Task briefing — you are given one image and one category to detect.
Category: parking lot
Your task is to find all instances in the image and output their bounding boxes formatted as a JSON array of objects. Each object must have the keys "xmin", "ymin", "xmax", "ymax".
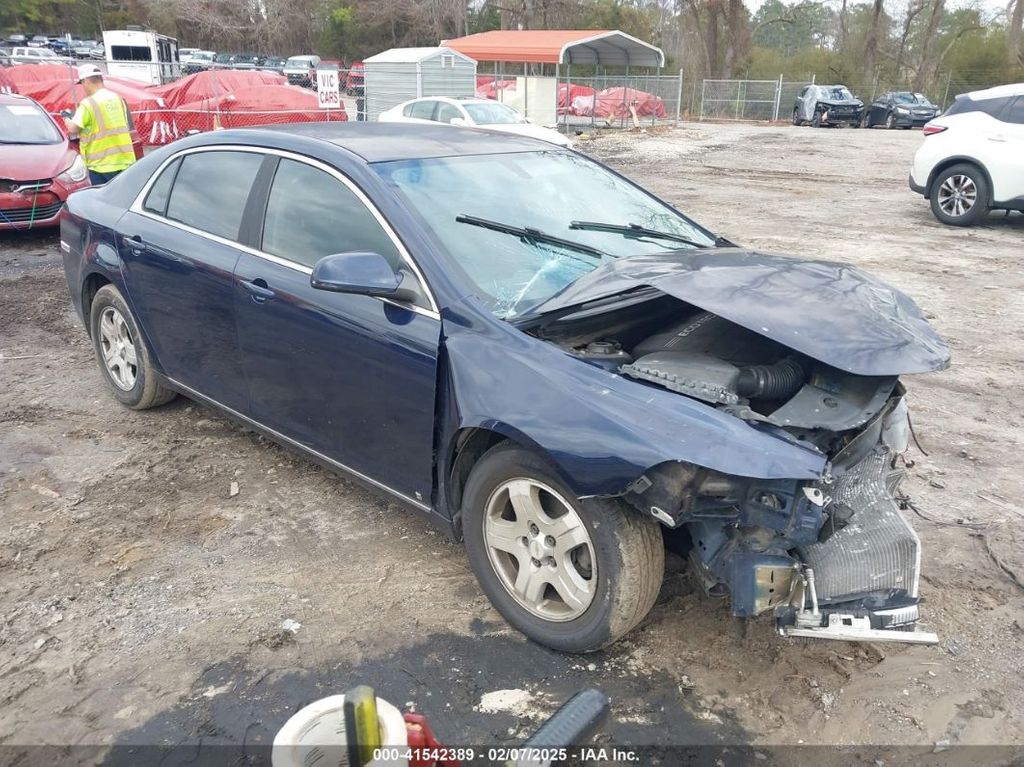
[{"xmin": 1, "ymin": 122, "xmax": 1022, "ymax": 758}]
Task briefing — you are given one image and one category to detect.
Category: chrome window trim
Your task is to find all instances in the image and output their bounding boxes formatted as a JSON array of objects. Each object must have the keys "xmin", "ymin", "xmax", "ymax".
[
  {"xmin": 166, "ymin": 376, "xmax": 432, "ymax": 513},
  {"xmin": 128, "ymin": 143, "xmax": 441, "ymax": 319}
]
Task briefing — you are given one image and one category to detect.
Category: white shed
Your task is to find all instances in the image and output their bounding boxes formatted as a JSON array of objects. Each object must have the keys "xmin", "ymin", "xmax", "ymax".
[{"xmin": 364, "ymin": 46, "xmax": 477, "ymax": 122}]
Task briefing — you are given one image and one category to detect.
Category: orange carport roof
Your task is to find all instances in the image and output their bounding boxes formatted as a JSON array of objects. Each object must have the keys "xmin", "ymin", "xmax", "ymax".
[{"xmin": 442, "ymin": 29, "xmax": 665, "ymax": 68}]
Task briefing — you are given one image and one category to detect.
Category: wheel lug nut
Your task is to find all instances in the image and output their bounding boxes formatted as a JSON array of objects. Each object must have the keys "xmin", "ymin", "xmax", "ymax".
[
  {"xmin": 531, "ymin": 558, "xmax": 540, "ymax": 567},
  {"xmin": 545, "ymin": 535, "xmax": 556, "ymax": 547},
  {"xmin": 520, "ymin": 536, "xmax": 529, "ymax": 547},
  {"xmin": 529, "ymin": 523, "xmax": 539, "ymax": 535}
]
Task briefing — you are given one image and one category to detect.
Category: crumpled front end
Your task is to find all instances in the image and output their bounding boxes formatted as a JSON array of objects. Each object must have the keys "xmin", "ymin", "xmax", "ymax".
[{"xmin": 624, "ymin": 393, "xmax": 937, "ymax": 644}]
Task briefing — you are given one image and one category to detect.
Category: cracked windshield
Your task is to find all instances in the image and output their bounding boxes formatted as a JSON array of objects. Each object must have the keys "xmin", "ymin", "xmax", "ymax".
[{"xmin": 375, "ymin": 151, "xmax": 714, "ymax": 318}]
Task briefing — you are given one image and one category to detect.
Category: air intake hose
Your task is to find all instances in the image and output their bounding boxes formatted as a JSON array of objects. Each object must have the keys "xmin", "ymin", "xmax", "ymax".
[{"xmin": 736, "ymin": 358, "xmax": 805, "ymax": 400}]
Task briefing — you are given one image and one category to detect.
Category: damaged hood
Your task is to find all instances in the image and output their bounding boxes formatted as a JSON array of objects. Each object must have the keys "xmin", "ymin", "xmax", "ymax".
[{"xmin": 532, "ymin": 249, "xmax": 950, "ymax": 376}]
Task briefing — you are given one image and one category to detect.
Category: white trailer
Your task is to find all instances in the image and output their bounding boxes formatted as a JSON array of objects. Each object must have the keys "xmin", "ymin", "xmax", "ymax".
[{"xmin": 103, "ymin": 28, "xmax": 180, "ymax": 85}]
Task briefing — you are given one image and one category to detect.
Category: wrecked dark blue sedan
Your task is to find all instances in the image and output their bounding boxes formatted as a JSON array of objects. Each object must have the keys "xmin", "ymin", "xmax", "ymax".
[{"xmin": 60, "ymin": 124, "xmax": 949, "ymax": 652}]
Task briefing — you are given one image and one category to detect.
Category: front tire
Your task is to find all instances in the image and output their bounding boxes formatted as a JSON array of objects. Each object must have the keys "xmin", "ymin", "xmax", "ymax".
[
  {"xmin": 89, "ymin": 284, "xmax": 176, "ymax": 409},
  {"xmin": 929, "ymin": 163, "xmax": 989, "ymax": 227},
  {"xmin": 462, "ymin": 444, "xmax": 664, "ymax": 653},
  {"xmin": 860, "ymin": 111, "xmax": 872, "ymax": 128},
  {"xmin": 811, "ymin": 111, "xmax": 822, "ymax": 128},
  {"xmin": 791, "ymin": 108, "xmax": 801, "ymax": 126},
  {"xmin": 885, "ymin": 112, "xmax": 896, "ymax": 129}
]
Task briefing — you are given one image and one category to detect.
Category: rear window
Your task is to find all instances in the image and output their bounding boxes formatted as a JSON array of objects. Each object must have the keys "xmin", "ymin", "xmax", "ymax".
[
  {"xmin": 165, "ymin": 151, "xmax": 263, "ymax": 240},
  {"xmin": 944, "ymin": 95, "xmax": 1011, "ymax": 118},
  {"xmin": 111, "ymin": 45, "xmax": 152, "ymax": 61},
  {"xmin": 998, "ymin": 96, "xmax": 1024, "ymax": 125}
]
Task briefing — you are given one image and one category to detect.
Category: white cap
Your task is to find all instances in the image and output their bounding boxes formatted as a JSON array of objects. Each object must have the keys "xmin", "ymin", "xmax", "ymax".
[{"xmin": 76, "ymin": 63, "xmax": 103, "ymax": 82}]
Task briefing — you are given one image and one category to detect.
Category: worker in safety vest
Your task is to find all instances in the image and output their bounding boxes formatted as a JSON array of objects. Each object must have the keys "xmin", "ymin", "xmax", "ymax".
[{"xmin": 62, "ymin": 64, "xmax": 137, "ymax": 185}]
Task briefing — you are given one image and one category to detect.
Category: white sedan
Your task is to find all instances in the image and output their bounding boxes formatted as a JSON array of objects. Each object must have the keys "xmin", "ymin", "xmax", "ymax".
[{"xmin": 378, "ymin": 97, "xmax": 573, "ymax": 148}]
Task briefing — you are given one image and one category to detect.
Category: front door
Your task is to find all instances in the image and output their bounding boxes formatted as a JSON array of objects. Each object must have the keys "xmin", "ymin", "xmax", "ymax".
[
  {"xmin": 118, "ymin": 148, "xmax": 265, "ymax": 412},
  {"xmin": 232, "ymin": 155, "xmax": 441, "ymax": 506}
]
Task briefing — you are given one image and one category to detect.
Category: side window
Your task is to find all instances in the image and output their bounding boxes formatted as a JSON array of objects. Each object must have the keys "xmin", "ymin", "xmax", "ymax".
[
  {"xmin": 261, "ymin": 158, "xmax": 402, "ymax": 270},
  {"xmin": 435, "ymin": 102, "xmax": 462, "ymax": 123},
  {"xmin": 165, "ymin": 151, "xmax": 263, "ymax": 240},
  {"xmin": 409, "ymin": 100, "xmax": 436, "ymax": 120},
  {"xmin": 998, "ymin": 96, "xmax": 1024, "ymax": 125},
  {"xmin": 142, "ymin": 157, "xmax": 180, "ymax": 216}
]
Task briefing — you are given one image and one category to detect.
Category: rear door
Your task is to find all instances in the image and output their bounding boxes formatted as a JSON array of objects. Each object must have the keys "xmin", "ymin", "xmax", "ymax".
[
  {"xmin": 231, "ymin": 153, "xmax": 441, "ymax": 506},
  {"xmin": 990, "ymin": 96, "xmax": 1024, "ymax": 202},
  {"xmin": 118, "ymin": 148, "xmax": 265, "ymax": 412}
]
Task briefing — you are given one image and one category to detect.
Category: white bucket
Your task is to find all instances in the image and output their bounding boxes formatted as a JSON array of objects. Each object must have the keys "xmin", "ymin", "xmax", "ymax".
[{"xmin": 272, "ymin": 694, "xmax": 409, "ymax": 767}]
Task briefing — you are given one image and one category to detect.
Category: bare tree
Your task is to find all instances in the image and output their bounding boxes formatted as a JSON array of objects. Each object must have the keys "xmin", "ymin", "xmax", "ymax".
[{"xmin": 1010, "ymin": 0, "xmax": 1024, "ymax": 68}]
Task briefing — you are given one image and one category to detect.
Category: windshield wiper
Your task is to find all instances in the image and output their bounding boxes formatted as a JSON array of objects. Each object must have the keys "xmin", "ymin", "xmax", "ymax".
[
  {"xmin": 456, "ymin": 214, "xmax": 605, "ymax": 258},
  {"xmin": 569, "ymin": 220, "xmax": 709, "ymax": 249}
]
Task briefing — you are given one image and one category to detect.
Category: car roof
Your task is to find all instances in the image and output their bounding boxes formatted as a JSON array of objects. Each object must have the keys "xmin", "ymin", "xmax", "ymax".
[
  {"xmin": 963, "ymin": 83, "xmax": 1024, "ymax": 100},
  {"xmin": 217, "ymin": 122, "xmax": 556, "ymax": 163}
]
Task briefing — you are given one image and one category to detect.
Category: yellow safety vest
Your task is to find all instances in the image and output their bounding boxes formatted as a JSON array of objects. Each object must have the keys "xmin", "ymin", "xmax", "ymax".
[{"xmin": 78, "ymin": 89, "xmax": 136, "ymax": 173}]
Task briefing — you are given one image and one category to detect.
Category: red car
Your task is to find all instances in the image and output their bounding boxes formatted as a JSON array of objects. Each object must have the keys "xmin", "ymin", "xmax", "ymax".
[{"xmin": 0, "ymin": 92, "xmax": 90, "ymax": 231}]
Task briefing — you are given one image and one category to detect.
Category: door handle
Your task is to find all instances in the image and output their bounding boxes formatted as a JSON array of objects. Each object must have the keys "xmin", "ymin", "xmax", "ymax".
[
  {"xmin": 123, "ymin": 234, "xmax": 146, "ymax": 252},
  {"xmin": 241, "ymin": 278, "xmax": 275, "ymax": 303},
  {"xmin": 988, "ymin": 135, "xmax": 1007, "ymax": 142}
]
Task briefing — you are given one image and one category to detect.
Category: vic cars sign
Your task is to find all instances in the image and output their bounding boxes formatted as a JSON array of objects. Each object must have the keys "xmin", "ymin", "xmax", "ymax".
[{"xmin": 316, "ymin": 66, "xmax": 341, "ymax": 109}]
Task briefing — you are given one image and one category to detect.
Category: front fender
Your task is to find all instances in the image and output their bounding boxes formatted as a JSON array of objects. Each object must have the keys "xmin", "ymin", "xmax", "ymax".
[{"xmin": 442, "ymin": 300, "xmax": 827, "ymax": 499}]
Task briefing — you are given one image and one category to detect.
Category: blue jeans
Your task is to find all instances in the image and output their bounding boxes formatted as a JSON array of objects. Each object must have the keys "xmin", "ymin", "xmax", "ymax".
[{"xmin": 88, "ymin": 169, "xmax": 122, "ymax": 185}]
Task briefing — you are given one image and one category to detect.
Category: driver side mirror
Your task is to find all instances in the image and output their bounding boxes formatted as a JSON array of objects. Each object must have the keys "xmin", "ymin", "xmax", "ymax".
[{"xmin": 310, "ymin": 251, "xmax": 422, "ymax": 304}]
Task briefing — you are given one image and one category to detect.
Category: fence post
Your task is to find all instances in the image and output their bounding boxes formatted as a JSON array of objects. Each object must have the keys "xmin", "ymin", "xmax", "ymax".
[
  {"xmin": 773, "ymin": 73, "xmax": 783, "ymax": 121},
  {"xmin": 699, "ymin": 79, "xmax": 706, "ymax": 121},
  {"xmin": 942, "ymin": 71, "xmax": 952, "ymax": 109},
  {"xmin": 675, "ymin": 69, "xmax": 683, "ymax": 125}
]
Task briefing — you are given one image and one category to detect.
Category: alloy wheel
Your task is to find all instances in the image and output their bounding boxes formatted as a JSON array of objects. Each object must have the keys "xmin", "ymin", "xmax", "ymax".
[
  {"xmin": 483, "ymin": 478, "xmax": 597, "ymax": 622},
  {"xmin": 99, "ymin": 306, "xmax": 138, "ymax": 391},
  {"xmin": 937, "ymin": 174, "xmax": 977, "ymax": 219}
]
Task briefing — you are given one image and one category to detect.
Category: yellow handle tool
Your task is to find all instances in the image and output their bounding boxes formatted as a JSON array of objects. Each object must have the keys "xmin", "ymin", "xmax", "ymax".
[{"xmin": 343, "ymin": 685, "xmax": 382, "ymax": 767}]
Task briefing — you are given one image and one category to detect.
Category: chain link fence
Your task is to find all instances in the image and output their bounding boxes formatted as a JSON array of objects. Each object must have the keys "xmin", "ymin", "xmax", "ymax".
[
  {"xmin": 696, "ymin": 76, "xmax": 957, "ymax": 123},
  {"xmin": 553, "ymin": 73, "xmax": 685, "ymax": 132}
]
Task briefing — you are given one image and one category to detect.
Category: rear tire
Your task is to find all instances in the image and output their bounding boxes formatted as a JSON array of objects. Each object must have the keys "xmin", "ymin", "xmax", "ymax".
[
  {"xmin": 860, "ymin": 111, "xmax": 872, "ymax": 128},
  {"xmin": 929, "ymin": 163, "xmax": 989, "ymax": 227},
  {"xmin": 89, "ymin": 284, "xmax": 176, "ymax": 410},
  {"xmin": 462, "ymin": 443, "xmax": 664, "ymax": 653}
]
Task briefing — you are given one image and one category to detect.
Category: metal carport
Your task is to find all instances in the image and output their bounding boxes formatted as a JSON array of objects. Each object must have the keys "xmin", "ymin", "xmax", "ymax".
[
  {"xmin": 442, "ymin": 29, "xmax": 665, "ymax": 69},
  {"xmin": 441, "ymin": 30, "xmax": 669, "ymax": 128}
]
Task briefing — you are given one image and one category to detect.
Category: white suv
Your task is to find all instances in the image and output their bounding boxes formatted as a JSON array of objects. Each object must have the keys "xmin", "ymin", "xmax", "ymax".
[{"xmin": 910, "ymin": 84, "xmax": 1024, "ymax": 226}]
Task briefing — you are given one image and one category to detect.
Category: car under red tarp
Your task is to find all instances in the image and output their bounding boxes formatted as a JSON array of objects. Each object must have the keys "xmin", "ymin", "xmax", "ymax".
[
  {"xmin": 149, "ymin": 69, "xmax": 287, "ymax": 108},
  {"xmin": 172, "ymin": 84, "xmax": 346, "ymax": 132},
  {"xmin": 572, "ymin": 86, "xmax": 668, "ymax": 119}
]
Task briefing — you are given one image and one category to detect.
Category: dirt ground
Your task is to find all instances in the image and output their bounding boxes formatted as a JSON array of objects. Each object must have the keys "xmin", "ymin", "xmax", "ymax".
[{"xmin": 1, "ymin": 122, "xmax": 1022, "ymax": 763}]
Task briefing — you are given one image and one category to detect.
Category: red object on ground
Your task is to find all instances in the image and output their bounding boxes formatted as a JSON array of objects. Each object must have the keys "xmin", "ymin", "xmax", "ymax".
[
  {"xmin": 149, "ymin": 69, "xmax": 286, "ymax": 108},
  {"xmin": 475, "ymin": 78, "xmax": 516, "ymax": 100},
  {"xmin": 0, "ymin": 93, "xmax": 90, "ymax": 231},
  {"xmin": 558, "ymin": 82, "xmax": 596, "ymax": 114},
  {"xmin": 574, "ymin": 86, "xmax": 668, "ymax": 119},
  {"xmin": 403, "ymin": 713, "xmax": 461, "ymax": 767},
  {"xmin": 172, "ymin": 84, "xmax": 347, "ymax": 132}
]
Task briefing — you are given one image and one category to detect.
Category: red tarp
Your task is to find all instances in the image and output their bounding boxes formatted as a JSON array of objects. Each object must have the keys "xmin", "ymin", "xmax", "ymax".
[
  {"xmin": 558, "ymin": 83, "xmax": 596, "ymax": 114},
  {"xmin": 149, "ymin": 69, "xmax": 286, "ymax": 108},
  {"xmin": 172, "ymin": 85, "xmax": 346, "ymax": 132},
  {"xmin": 0, "ymin": 64, "xmax": 78, "ymax": 92},
  {"xmin": 572, "ymin": 86, "xmax": 668, "ymax": 119},
  {"xmin": 475, "ymin": 78, "xmax": 516, "ymax": 100}
]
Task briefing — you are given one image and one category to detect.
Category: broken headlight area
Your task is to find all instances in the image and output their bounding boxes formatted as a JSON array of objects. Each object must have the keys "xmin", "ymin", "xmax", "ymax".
[{"xmin": 623, "ymin": 396, "xmax": 936, "ymax": 644}]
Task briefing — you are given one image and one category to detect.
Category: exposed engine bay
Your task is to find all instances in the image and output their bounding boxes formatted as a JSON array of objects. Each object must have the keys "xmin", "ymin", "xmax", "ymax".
[{"xmin": 530, "ymin": 293, "xmax": 937, "ymax": 644}]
